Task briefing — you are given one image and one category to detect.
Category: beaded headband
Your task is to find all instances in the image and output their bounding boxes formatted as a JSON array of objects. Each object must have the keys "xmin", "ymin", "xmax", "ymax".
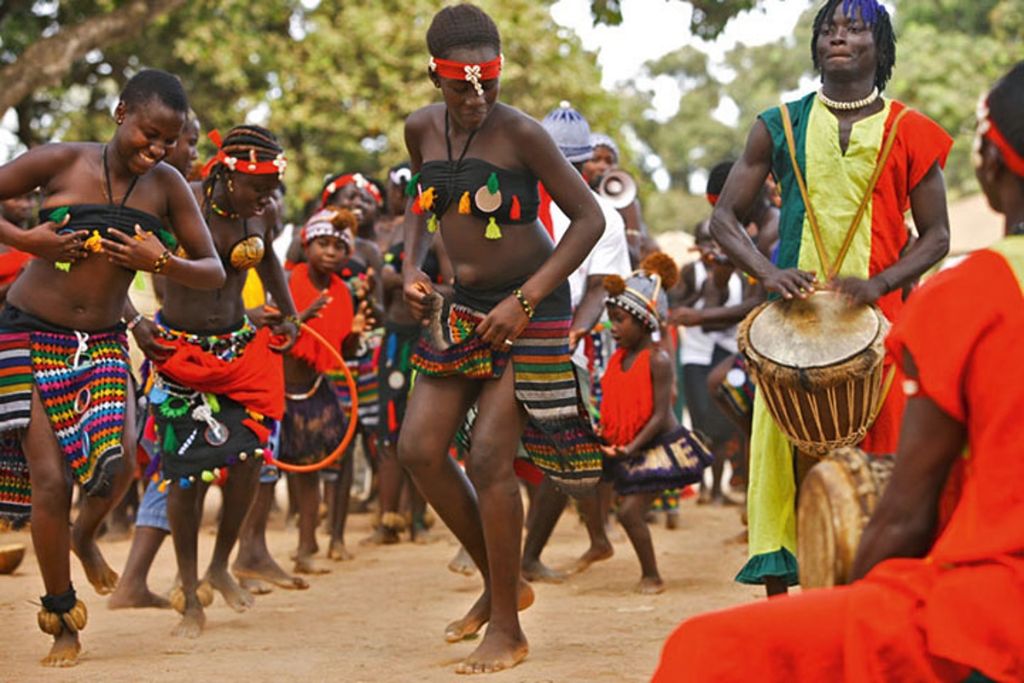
[
  {"xmin": 199, "ymin": 130, "xmax": 287, "ymax": 179},
  {"xmin": 302, "ymin": 209, "xmax": 354, "ymax": 251},
  {"xmin": 429, "ymin": 55, "xmax": 503, "ymax": 96},
  {"xmin": 977, "ymin": 95, "xmax": 1024, "ymax": 179},
  {"xmin": 320, "ymin": 172, "xmax": 383, "ymax": 208}
]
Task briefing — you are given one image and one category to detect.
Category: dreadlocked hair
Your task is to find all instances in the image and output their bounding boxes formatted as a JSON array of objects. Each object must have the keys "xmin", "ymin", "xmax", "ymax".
[
  {"xmin": 641, "ymin": 252, "xmax": 679, "ymax": 290},
  {"xmin": 426, "ymin": 4, "xmax": 501, "ymax": 59},
  {"xmin": 811, "ymin": 0, "xmax": 896, "ymax": 92},
  {"xmin": 120, "ymin": 69, "xmax": 189, "ymax": 114},
  {"xmin": 603, "ymin": 274, "xmax": 627, "ymax": 297},
  {"xmin": 988, "ymin": 61, "xmax": 1024, "ymax": 166},
  {"xmin": 202, "ymin": 125, "xmax": 283, "ymax": 209}
]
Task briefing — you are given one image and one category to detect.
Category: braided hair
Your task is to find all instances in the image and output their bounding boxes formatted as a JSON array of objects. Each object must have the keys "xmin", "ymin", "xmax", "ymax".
[
  {"xmin": 988, "ymin": 61, "xmax": 1024, "ymax": 165},
  {"xmin": 426, "ymin": 4, "xmax": 501, "ymax": 59},
  {"xmin": 202, "ymin": 124, "xmax": 283, "ymax": 216},
  {"xmin": 811, "ymin": 0, "xmax": 896, "ymax": 92},
  {"xmin": 120, "ymin": 69, "xmax": 189, "ymax": 114}
]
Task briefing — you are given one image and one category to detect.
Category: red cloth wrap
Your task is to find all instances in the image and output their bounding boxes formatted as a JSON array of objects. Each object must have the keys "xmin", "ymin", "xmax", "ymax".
[
  {"xmin": 156, "ymin": 326, "xmax": 285, "ymax": 420},
  {"xmin": 0, "ymin": 249, "xmax": 32, "ymax": 285},
  {"xmin": 287, "ymin": 263, "xmax": 353, "ymax": 373}
]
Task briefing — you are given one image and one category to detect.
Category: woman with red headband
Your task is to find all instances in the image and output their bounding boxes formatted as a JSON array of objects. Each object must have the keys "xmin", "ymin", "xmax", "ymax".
[
  {"xmin": 122, "ymin": 124, "xmax": 299, "ymax": 639},
  {"xmin": 398, "ymin": 4, "xmax": 604, "ymax": 674}
]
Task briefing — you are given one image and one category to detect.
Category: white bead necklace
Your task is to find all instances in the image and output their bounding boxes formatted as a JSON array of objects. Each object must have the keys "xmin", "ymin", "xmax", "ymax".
[{"xmin": 817, "ymin": 86, "xmax": 880, "ymax": 111}]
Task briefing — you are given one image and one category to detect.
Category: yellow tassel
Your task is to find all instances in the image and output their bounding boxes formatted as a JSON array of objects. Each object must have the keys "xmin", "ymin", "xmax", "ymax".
[
  {"xmin": 484, "ymin": 217, "xmax": 502, "ymax": 240},
  {"xmin": 84, "ymin": 230, "xmax": 103, "ymax": 253},
  {"xmin": 158, "ymin": 479, "xmax": 169, "ymax": 493},
  {"xmin": 427, "ymin": 214, "xmax": 439, "ymax": 233},
  {"xmin": 458, "ymin": 191, "xmax": 471, "ymax": 214},
  {"xmin": 420, "ymin": 186, "xmax": 436, "ymax": 212}
]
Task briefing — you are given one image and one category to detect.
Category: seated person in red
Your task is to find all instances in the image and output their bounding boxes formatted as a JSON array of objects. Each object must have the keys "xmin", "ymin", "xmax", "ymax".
[{"xmin": 653, "ymin": 60, "xmax": 1024, "ymax": 683}]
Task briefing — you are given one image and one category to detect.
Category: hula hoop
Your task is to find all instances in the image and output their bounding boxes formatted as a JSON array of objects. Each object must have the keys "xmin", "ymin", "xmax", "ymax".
[{"xmin": 269, "ymin": 320, "xmax": 359, "ymax": 473}]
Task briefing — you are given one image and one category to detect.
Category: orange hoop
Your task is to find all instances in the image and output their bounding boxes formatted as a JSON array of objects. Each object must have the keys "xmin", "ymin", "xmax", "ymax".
[{"xmin": 270, "ymin": 321, "xmax": 359, "ymax": 473}]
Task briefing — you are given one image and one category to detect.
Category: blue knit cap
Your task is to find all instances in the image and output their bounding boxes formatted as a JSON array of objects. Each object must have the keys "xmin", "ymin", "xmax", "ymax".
[{"xmin": 541, "ymin": 101, "xmax": 593, "ymax": 163}]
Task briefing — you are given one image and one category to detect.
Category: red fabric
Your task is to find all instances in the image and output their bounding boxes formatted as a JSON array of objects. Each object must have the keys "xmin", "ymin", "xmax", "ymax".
[
  {"xmin": 0, "ymin": 249, "xmax": 31, "ymax": 285},
  {"xmin": 430, "ymin": 55, "xmax": 502, "ymax": 81},
  {"xmin": 513, "ymin": 459, "xmax": 544, "ymax": 486},
  {"xmin": 287, "ymin": 262, "xmax": 353, "ymax": 374},
  {"xmin": 156, "ymin": 326, "xmax": 285, "ymax": 420},
  {"xmin": 655, "ymin": 246, "xmax": 1024, "ymax": 682},
  {"xmin": 599, "ymin": 348, "xmax": 652, "ymax": 446},
  {"xmin": 537, "ymin": 182, "xmax": 555, "ymax": 241}
]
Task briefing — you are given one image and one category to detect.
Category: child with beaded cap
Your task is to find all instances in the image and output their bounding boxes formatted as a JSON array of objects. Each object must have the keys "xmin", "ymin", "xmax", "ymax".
[{"xmin": 600, "ymin": 252, "xmax": 713, "ymax": 594}]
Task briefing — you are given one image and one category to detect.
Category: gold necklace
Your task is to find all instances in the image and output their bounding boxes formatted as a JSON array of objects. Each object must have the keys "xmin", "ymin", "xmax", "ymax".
[{"xmin": 817, "ymin": 87, "xmax": 880, "ymax": 111}]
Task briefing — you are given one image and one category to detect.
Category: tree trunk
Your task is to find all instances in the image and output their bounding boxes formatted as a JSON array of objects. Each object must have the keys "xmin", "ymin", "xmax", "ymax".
[{"xmin": 0, "ymin": 0, "xmax": 188, "ymax": 115}]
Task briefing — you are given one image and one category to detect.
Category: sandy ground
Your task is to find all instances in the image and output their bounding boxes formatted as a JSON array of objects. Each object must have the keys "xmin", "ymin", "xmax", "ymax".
[{"xmin": 0, "ymin": 491, "xmax": 757, "ymax": 682}]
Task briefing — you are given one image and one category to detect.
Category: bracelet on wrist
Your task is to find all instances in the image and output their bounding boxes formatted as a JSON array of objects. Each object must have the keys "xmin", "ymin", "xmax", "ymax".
[
  {"xmin": 125, "ymin": 313, "xmax": 145, "ymax": 332},
  {"xmin": 512, "ymin": 288, "xmax": 535, "ymax": 320},
  {"xmin": 284, "ymin": 314, "xmax": 301, "ymax": 328},
  {"xmin": 152, "ymin": 249, "xmax": 172, "ymax": 274}
]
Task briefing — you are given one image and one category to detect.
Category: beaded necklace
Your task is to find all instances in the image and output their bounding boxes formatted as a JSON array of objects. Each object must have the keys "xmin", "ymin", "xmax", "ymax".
[{"xmin": 817, "ymin": 86, "xmax": 880, "ymax": 111}]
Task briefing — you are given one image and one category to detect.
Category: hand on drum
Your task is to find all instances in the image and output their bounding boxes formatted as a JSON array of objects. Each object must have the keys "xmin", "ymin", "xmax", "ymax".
[
  {"xmin": 829, "ymin": 276, "xmax": 886, "ymax": 307},
  {"xmin": 761, "ymin": 267, "xmax": 817, "ymax": 300}
]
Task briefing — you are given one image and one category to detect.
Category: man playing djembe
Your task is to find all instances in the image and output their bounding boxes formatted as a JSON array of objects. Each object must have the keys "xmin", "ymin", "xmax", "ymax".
[{"xmin": 708, "ymin": 0, "xmax": 952, "ymax": 595}]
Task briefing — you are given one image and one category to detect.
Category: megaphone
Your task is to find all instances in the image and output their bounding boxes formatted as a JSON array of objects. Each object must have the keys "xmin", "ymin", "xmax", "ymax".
[{"xmin": 596, "ymin": 170, "xmax": 637, "ymax": 209}]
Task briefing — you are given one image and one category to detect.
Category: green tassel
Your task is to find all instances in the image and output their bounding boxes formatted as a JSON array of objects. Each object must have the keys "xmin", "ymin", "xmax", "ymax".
[
  {"xmin": 484, "ymin": 216, "xmax": 502, "ymax": 240},
  {"xmin": 405, "ymin": 172, "xmax": 421, "ymax": 197},
  {"xmin": 427, "ymin": 214, "xmax": 439, "ymax": 233},
  {"xmin": 157, "ymin": 227, "xmax": 178, "ymax": 250},
  {"xmin": 486, "ymin": 171, "xmax": 499, "ymax": 194},
  {"xmin": 205, "ymin": 393, "xmax": 220, "ymax": 414},
  {"xmin": 55, "ymin": 261, "xmax": 71, "ymax": 272},
  {"xmin": 162, "ymin": 425, "xmax": 179, "ymax": 454}
]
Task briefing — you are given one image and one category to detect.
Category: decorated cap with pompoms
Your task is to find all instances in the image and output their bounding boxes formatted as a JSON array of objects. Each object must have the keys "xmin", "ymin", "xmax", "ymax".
[
  {"xmin": 604, "ymin": 252, "xmax": 679, "ymax": 331},
  {"xmin": 302, "ymin": 206, "xmax": 356, "ymax": 253}
]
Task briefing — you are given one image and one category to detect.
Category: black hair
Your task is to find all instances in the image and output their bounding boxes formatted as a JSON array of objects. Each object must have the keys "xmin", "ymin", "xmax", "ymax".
[
  {"xmin": 707, "ymin": 161, "xmax": 735, "ymax": 196},
  {"xmin": 426, "ymin": 4, "xmax": 501, "ymax": 59},
  {"xmin": 988, "ymin": 61, "xmax": 1024, "ymax": 161},
  {"xmin": 202, "ymin": 124, "xmax": 283, "ymax": 214},
  {"xmin": 120, "ymin": 69, "xmax": 189, "ymax": 113},
  {"xmin": 811, "ymin": 0, "xmax": 896, "ymax": 92}
]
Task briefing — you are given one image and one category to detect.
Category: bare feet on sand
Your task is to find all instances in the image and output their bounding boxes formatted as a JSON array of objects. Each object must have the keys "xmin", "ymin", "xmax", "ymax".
[
  {"xmin": 205, "ymin": 568, "xmax": 255, "ymax": 612},
  {"xmin": 521, "ymin": 559, "xmax": 567, "ymax": 584},
  {"xmin": 237, "ymin": 577, "xmax": 273, "ymax": 595},
  {"xmin": 360, "ymin": 527, "xmax": 400, "ymax": 546},
  {"xmin": 232, "ymin": 555, "xmax": 309, "ymax": 590},
  {"xmin": 40, "ymin": 631, "xmax": 81, "ymax": 667},
  {"xmin": 293, "ymin": 554, "xmax": 331, "ymax": 575},
  {"xmin": 444, "ymin": 581, "xmax": 535, "ymax": 643},
  {"xmin": 454, "ymin": 627, "xmax": 529, "ymax": 675},
  {"xmin": 107, "ymin": 582, "xmax": 171, "ymax": 610},
  {"xmin": 171, "ymin": 605, "xmax": 206, "ymax": 639},
  {"xmin": 447, "ymin": 546, "xmax": 477, "ymax": 576},
  {"xmin": 564, "ymin": 542, "xmax": 614, "ymax": 576},
  {"xmin": 327, "ymin": 540, "xmax": 353, "ymax": 561},
  {"xmin": 635, "ymin": 576, "xmax": 665, "ymax": 595},
  {"xmin": 71, "ymin": 530, "xmax": 119, "ymax": 595}
]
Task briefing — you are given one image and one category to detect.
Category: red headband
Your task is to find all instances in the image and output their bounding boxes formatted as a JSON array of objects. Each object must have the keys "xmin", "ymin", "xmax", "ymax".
[
  {"xmin": 320, "ymin": 173, "xmax": 383, "ymax": 208},
  {"xmin": 985, "ymin": 122, "xmax": 1024, "ymax": 179},
  {"xmin": 429, "ymin": 55, "xmax": 503, "ymax": 96},
  {"xmin": 199, "ymin": 130, "xmax": 287, "ymax": 179},
  {"xmin": 706, "ymin": 193, "xmax": 720, "ymax": 207}
]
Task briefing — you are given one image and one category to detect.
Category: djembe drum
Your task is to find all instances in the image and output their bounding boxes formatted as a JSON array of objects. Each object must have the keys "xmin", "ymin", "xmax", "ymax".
[
  {"xmin": 737, "ymin": 291, "xmax": 892, "ymax": 457},
  {"xmin": 797, "ymin": 447, "xmax": 895, "ymax": 587}
]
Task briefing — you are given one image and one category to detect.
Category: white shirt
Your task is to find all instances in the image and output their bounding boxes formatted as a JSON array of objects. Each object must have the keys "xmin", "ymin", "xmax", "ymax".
[{"xmin": 680, "ymin": 260, "xmax": 743, "ymax": 365}]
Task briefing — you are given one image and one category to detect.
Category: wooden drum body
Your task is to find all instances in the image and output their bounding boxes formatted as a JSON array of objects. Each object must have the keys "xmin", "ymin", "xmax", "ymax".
[
  {"xmin": 737, "ymin": 291, "xmax": 890, "ymax": 457},
  {"xmin": 797, "ymin": 447, "xmax": 894, "ymax": 588}
]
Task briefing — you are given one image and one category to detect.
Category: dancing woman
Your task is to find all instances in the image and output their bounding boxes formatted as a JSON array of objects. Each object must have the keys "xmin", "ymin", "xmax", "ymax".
[{"xmin": 398, "ymin": 4, "xmax": 604, "ymax": 674}]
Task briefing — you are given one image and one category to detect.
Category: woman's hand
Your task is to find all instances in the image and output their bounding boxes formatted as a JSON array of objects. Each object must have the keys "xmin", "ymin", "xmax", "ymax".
[
  {"xmin": 600, "ymin": 444, "xmax": 628, "ymax": 458},
  {"xmin": 269, "ymin": 318, "xmax": 299, "ymax": 353},
  {"xmin": 476, "ymin": 295, "xmax": 530, "ymax": 351},
  {"xmin": 761, "ymin": 267, "xmax": 817, "ymax": 300},
  {"xmin": 829, "ymin": 276, "xmax": 886, "ymax": 307},
  {"xmin": 101, "ymin": 225, "xmax": 168, "ymax": 271},
  {"xmin": 131, "ymin": 317, "xmax": 175, "ymax": 364},
  {"xmin": 19, "ymin": 214, "xmax": 88, "ymax": 263},
  {"xmin": 403, "ymin": 267, "xmax": 433, "ymax": 321}
]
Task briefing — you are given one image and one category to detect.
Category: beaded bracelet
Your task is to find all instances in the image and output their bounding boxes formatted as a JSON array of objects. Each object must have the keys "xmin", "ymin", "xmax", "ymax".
[
  {"xmin": 152, "ymin": 249, "xmax": 172, "ymax": 274},
  {"xmin": 513, "ymin": 288, "xmax": 534, "ymax": 319},
  {"xmin": 284, "ymin": 314, "xmax": 301, "ymax": 328},
  {"xmin": 125, "ymin": 313, "xmax": 145, "ymax": 332}
]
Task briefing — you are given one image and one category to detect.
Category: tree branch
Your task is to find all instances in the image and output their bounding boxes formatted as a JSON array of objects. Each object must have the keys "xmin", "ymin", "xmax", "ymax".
[{"xmin": 0, "ymin": 0, "xmax": 187, "ymax": 115}]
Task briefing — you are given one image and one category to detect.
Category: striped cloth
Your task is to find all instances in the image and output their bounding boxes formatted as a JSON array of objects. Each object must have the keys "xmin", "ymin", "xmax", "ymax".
[
  {"xmin": 330, "ymin": 328, "xmax": 381, "ymax": 428},
  {"xmin": 0, "ymin": 314, "xmax": 129, "ymax": 526},
  {"xmin": 412, "ymin": 282, "xmax": 602, "ymax": 494}
]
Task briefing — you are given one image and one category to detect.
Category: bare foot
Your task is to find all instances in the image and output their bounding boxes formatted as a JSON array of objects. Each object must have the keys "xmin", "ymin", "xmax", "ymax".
[
  {"xmin": 289, "ymin": 541, "xmax": 318, "ymax": 561},
  {"xmin": 521, "ymin": 559, "xmax": 567, "ymax": 584},
  {"xmin": 171, "ymin": 605, "xmax": 206, "ymax": 639},
  {"xmin": 359, "ymin": 527, "xmax": 400, "ymax": 546},
  {"xmin": 665, "ymin": 510, "xmax": 680, "ymax": 530},
  {"xmin": 327, "ymin": 540, "xmax": 353, "ymax": 561},
  {"xmin": 40, "ymin": 631, "xmax": 81, "ymax": 667},
  {"xmin": 447, "ymin": 546, "xmax": 477, "ymax": 576},
  {"xmin": 455, "ymin": 627, "xmax": 529, "ymax": 675},
  {"xmin": 444, "ymin": 581, "xmax": 534, "ymax": 643},
  {"xmin": 204, "ymin": 567, "xmax": 254, "ymax": 612},
  {"xmin": 70, "ymin": 529, "xmax": 119, "ymax": 596},
  {"xmin": 232, "ymin": 562, "xmax": 309, "ymax": 591},
  {"xmin": 411, "ymin": 526, "xmax": 442, "ymax": 545},
  {"xmin": 564, "ymin": 542, "xmax": 614, "ymax": 575},
  {"xmin": 293, "ymin": 554, "xmax": 331, "ymax": 575},
  {"xmin": 108, "ymin": 582, "xmax": 171, "ymax": 610},
  {"xmin": 635, "ymin": 576, "xmax": 665, "ymax": 595},
  {"xmin": 238, "ymin": 577, "xmax": 273, "ymax": 595}
]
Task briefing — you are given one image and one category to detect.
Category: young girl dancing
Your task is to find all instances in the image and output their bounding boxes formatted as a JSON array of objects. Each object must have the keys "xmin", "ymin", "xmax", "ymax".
[{"xmin": 600, "ymin": 253, "xmax": 712, "ymax": 594}]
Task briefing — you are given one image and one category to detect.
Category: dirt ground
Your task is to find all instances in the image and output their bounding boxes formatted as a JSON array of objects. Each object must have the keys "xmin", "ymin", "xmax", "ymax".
[{"xmin": 0, "ymin": 491, "xmax": 758, "ymax": 682}]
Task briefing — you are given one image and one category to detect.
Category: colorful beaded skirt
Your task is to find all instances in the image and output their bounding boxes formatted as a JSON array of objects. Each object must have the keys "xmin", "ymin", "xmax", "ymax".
[
  {"xmin": 604, "ymin": 426, "xmax": 713, "ymax": 496},
  {"xmin": 412, "ymin": 282, "xmax": 602, "ymax": 495}
]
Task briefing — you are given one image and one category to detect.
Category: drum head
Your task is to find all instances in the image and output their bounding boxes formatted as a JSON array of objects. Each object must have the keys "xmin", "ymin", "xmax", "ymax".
[{"xmin": 748, "ymin": 292, "xmax": 880, "ymax": 369}]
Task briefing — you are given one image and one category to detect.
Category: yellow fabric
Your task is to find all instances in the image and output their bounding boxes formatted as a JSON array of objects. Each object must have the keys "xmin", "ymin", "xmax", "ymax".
[
  {"xmin": 989, "ymin": 235, "xmax": 1024, "ymax": 290},
  {"xmin": 242, "ymin": 269, "xmax": 266, "ymax": 308},
  {"xmin": 746, "ymin": 392, "xmax": 798, "ymax": 558},
  {"xmin": 797, "ymin": 98, "xmax": 891, "ymax": 280}
]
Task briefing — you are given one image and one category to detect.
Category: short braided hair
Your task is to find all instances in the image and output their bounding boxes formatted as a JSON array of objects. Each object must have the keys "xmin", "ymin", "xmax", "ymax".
[
  {"xmin": 426, "ymin": 4, "xmax": 501, "ymax": 59},
  {"xmin": 120, "ymin": 69, "xmax": 189, "ymax": 114},
  {"xmin": 811, "ymin": 0, "xmax": 896, "ymax": 92},
  {"xmin": 202, "ymin": 124, "xmax": 283, "ymax": 215}
]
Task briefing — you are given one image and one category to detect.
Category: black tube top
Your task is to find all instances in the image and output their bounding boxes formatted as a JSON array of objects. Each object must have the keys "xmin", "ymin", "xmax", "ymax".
[
  {"xmin": 41, "ymin": 204, "xmax": 174, "ymax": 248},
  {"xmin": 418, "ymin": 158, "xmax": 539, "ymax": 224}
]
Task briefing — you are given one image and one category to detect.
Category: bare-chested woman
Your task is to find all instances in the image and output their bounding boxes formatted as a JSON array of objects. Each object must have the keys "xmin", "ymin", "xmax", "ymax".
[
  {"xmin": 398, "ymin": 5, "xmax": 604, "ymax": 674},
  {"xmin": 0, "ymin": 69, "xmax": 224, "ymax": 666}
]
